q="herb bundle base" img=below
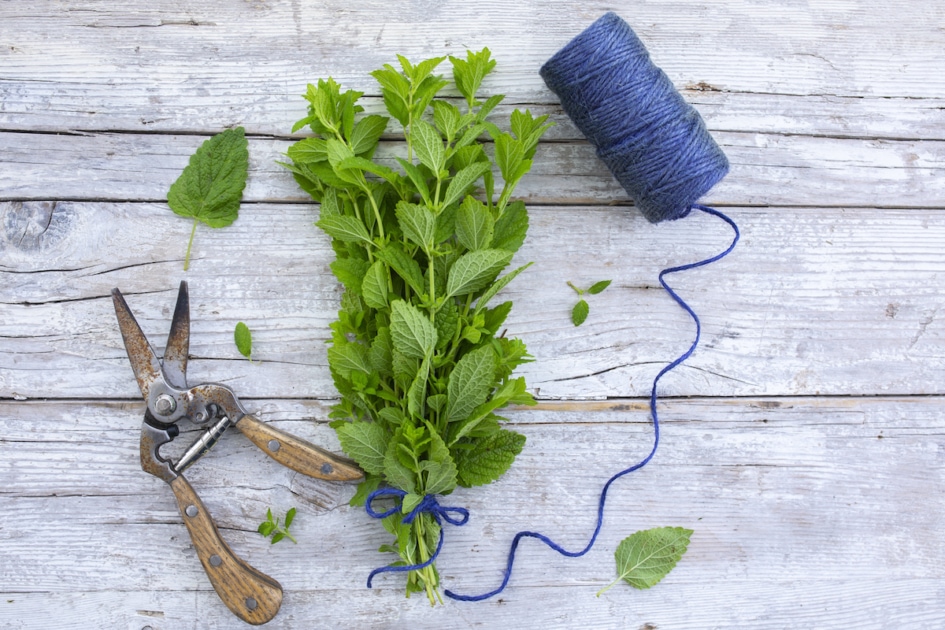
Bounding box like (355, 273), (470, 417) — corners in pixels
(284, 50), (552, 604)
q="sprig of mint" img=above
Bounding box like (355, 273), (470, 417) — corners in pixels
(283, 48), (552, 604)
(597, 526), (692, 596)
(167, 126), (249, 270)
(234, 321), (253, 360)
(257, 507), (297, 545)
(568, 280), (611, 326)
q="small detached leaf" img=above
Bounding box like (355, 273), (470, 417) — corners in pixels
(597, 527), (693, 596)
(167, 127), (249, 271)
(588, 280), (612, 295)
(234, 322), (253, 359)
(257, 507), (299, 545)
(571, 299), (589, 326)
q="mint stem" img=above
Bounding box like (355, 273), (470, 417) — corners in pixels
(596, 576), (621, 597)
(184, 218), (198, 271)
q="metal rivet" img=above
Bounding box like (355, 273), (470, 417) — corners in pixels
(193, 411), (207, 423)
(209, 554), (222, 567)
(155, 394), (176, 416)
(320, 462), (333, 475)
(185, 504), (198, 517)
(245, 597), (258, 611)
(267, 439), (280, 452)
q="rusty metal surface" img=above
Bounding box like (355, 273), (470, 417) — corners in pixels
(111, 288), (163, 403)
(139, 414), (178, 484)
(161, 281), (190, 390)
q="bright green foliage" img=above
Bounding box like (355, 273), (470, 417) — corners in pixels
(568, 279), (612, 326)
(257, 507), (298, 545)
(234, 322), (253, 359)
(167, 127), (248, 270)
(597, 527), (693, 596)
(283, 50), (552, 604)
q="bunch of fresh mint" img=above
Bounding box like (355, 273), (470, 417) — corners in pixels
(283, 49), (552, 604)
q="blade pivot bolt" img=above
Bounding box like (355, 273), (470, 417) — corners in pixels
(155, 394), (177, 416)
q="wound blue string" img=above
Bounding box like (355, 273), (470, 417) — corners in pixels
(444, 12), (740, 602)
(539, 12), (730, 223)
(364, 488), (470, 588)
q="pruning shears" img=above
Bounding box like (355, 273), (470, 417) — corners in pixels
(112, 281), (363, 625)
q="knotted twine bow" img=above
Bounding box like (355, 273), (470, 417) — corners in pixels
(364, 488), (470, 587)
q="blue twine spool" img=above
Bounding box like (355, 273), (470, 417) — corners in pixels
(539, 11), (729, 223)
(443, 12), (740, 602)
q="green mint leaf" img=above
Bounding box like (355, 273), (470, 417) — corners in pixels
(476, 94), (504, 122)
(349, 115), (389, 155)
(390, 300), (437, 360)
(330, 257), (370, 295)
(598, 527), (693, 596)
(316, 215), (373, 245)
(493, 133), (525, 185)
(426, 394), (447, 413)
(491, 200), (529, 253)
(271, 533), (284, 545)
(434, 299), (459, 350)
(588, 280), (612, 295)
(442, 163), (491, 211)
(395, 158), (432, 206)
(455, 196), (494, 251)
(350, 474), (382, 507)
(384, 431), (417, 493)
(572, 299), (589, 326)
(362, 260), (390, 309)
(369, 327), (394, 375)
(432, 100), (462, 142)
(446, 249), (514, 298)
(285, 507), (297, 528)
(420, 457), (457, 495)
(167, 127), (248, 270)
(327, 342), (372, 379)
(410, 119), (445, 173)
(446, 346), (498, 422)
(257, 521), (275, 536)
(286, 137), (328, 165)
(402, 492), (424, 514)
(234, 322), (252, 359)
(474, 262), (532, 314)
(455, 429), (526, 487)
(407, 357), (430, 419)
(449, 48), (496, 107)
(395, 201), (436, 251)
(375, 244), (426, 296)
(336, 421), (388, 476)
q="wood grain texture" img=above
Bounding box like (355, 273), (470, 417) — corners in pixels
(0, 398), (943, 628)
(3, 203), (944, 400)
(2, 0), (944, 627)
(169, 474), (284, 625)
(236, 414), (364, 481)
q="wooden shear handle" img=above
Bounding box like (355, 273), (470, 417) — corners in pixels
(169, 475), (283, 625)
(236, 414), (364, 481)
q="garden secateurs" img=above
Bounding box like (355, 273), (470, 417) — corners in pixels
(112, 281), (363, 625)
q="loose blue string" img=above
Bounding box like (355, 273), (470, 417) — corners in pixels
(445, 205), (739, 601)
(365, 488), (470, 587)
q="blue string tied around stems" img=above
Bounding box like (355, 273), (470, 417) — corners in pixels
(444, 12), (740, 602)
(364, 488), (469, 588)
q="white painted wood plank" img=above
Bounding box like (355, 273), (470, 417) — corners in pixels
(1, 397), (943, 628)
(3, 203), (944, 400)
(2, 130), (944, 208)
(1, 0), (944, 140)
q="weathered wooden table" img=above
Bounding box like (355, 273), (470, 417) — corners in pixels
(2, 2), (944, 628)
